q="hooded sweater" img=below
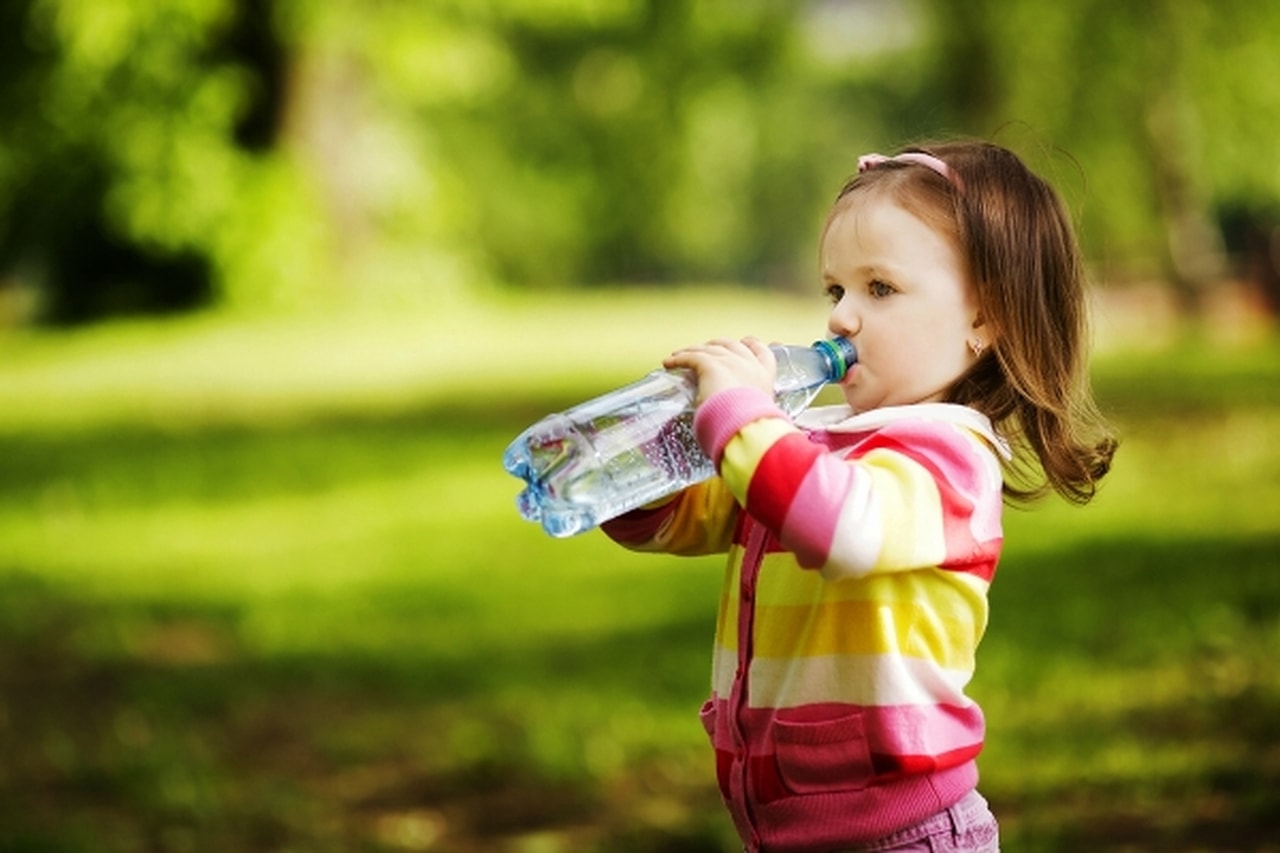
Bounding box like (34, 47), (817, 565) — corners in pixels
(602, 387), (1009, 852)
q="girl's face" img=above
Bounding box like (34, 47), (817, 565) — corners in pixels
(821, 191), (980, 413)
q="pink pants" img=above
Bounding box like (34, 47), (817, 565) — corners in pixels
(848, 790), (999, 852)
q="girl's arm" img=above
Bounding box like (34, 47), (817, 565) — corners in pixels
(601, 337), (771, 557)
(695, 386), (1004, 581)
(599, 478), (740, 556)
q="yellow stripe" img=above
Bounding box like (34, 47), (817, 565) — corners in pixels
(755, 553), (989, 607)
(646, 477), (739, 555)
(714, 550), (741, 652)
(860, 448), (948, 572)
(712, 552), (988, 658)
(720, 417), (795, 503)
(751, 597), (979, 669)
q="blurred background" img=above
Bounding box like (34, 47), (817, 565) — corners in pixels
(1, 1), (1278, 851)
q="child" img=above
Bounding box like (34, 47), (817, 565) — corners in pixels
(602, 140), (1117, 852)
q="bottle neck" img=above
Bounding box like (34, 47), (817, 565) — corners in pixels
(812, 337), (856, 382)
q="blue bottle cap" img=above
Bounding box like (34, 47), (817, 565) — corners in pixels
(812, 337), (857, 381)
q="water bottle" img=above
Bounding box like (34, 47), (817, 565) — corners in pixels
(503, 337), (856, 538)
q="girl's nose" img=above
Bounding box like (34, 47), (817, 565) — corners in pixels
(828, 300), (860, 340)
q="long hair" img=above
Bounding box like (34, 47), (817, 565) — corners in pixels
(833, 140), (1117, 504)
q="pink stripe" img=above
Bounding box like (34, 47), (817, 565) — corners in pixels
(779, 453), (856, 568)
(746, 432), (820, 532)
(730, 700), (985, 761)
(693, 386), (782, 465)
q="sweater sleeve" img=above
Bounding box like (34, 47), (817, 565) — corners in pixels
(600, 476), (740, 556)
(692, 388), (1004, 580)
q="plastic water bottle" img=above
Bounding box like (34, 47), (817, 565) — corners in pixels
(503, 337), (856, 538)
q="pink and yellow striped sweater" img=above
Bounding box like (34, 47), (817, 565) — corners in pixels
(603, 387), (1010, 852)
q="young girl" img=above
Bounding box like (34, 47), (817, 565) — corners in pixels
(602, 140), (1116, 852)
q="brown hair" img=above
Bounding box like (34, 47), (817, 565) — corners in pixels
(833, 140), (1117, 505)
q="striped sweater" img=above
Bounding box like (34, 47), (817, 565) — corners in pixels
(602, 387), (1009, 852)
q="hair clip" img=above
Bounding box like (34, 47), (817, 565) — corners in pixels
(858, 152), (961, 190)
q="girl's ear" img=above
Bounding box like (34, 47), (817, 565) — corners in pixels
(969, 312), (998, 357)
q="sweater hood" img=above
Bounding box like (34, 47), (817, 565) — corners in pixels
(796, 403), (1013, 461)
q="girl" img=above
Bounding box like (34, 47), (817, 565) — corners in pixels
(602, 140), (1117, 852)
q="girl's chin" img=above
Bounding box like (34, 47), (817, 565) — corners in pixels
(840, 392), (876, 412)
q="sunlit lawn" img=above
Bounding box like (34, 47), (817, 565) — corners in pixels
(1, 291), (1278, 852)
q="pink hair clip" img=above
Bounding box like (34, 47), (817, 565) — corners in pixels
(857, 151), (961, 190)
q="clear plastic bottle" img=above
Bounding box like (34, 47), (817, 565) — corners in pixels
(503, 337), (856, 538)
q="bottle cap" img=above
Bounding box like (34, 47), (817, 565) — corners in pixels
(812, 337), (857, 381)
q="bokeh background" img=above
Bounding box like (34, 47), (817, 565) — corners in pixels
(1, 1), (1278, 851)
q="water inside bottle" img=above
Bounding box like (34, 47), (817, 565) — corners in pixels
(504, 338), (855, 537)
(505, 378), (715, 537)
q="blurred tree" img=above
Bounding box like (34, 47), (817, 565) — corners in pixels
(400, 0), (829, 289)
(5, 0), (1277, 323)
(921, 0), (1280, 311)
(0, 0), (250, 321)
(233, 0), (906, 303)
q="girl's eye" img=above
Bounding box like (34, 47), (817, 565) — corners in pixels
(868, 279), (896, 298)
(825, 283), (845, 304)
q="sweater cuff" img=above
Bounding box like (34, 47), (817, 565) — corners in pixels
(693, 386), (785, 467)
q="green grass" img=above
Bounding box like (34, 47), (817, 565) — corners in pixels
(1, 293), (1278, 851)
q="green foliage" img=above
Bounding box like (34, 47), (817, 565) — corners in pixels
(403, 1), (833, 287)
(923, 0), (1280, 279)
(1, 295), (1278, 850)
(5, 0), (1279, 320)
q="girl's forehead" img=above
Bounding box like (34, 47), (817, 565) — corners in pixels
(826, 186), (905, 231)
(834, 183), (923, 217)
(827, 183), (958, 247)
(825, 189), (920, 239)
(821, 189), (973, 286)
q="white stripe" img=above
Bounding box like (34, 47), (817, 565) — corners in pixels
(823, 474), (882, 578)
(747, 652), (974, 709)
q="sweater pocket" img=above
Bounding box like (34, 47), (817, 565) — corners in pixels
(772, 712), (875, 795)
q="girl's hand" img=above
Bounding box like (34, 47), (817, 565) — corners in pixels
(663, 337), (776, 406)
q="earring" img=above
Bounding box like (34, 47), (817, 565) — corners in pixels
(969, 339), (986, 358)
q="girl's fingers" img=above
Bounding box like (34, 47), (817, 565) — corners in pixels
(662, 337), (777, 380)
(670, 337), (764, 358)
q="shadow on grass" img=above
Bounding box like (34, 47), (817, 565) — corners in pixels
(0, 568), (728, 852)
(991, 530), (1280, 661)
(982, 531), (1280, 852)
(3, 531), (1279, 850)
